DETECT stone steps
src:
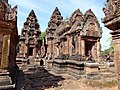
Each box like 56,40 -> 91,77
22,66 -> 64,89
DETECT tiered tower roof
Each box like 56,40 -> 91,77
20,10 -> 41,45
46,7 -> 63,38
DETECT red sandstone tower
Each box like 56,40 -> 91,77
46,7 -> 63,59
16,10 -> 42,64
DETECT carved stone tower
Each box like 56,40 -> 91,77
46,7 -> 63,59
17,10 -> 42,63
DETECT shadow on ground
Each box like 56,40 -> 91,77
15,70 -> 25,90
16,67 -> 65,90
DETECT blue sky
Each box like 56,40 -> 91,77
9,0 -> 111,50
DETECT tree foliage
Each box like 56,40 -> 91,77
101,37 -> 114,56
41,31 -> 46,41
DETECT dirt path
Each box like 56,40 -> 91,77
45,74 -> 118,90
16,66 -> 118,90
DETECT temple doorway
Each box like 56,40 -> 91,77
28,47 -> 33,56
85,41 -> 95,57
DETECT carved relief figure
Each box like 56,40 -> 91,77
86,23 -> 95,36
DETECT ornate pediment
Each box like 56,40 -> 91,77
46,7 -> 63,39
69,9 -> 83,24
0,0 -> 17,21
81,9 -> 102,37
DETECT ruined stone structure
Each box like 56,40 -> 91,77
46,7 -> 63,59
16,10 -> 42,64
0,0 -> 19,88
46,7 -> 102,61
46,7 -> 102,77
102,0 -> 120,89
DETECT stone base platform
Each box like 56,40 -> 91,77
52,59 -> 85,79
0,71 -> 15,89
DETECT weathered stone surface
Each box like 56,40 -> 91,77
16,10 -> 43,64
45,7 -> 102,78
102,0 -> 120,89
0,0 -> 19,88
1,35 -> 10,69
46,7 -> 102,62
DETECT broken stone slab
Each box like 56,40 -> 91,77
86,62 -> 99,68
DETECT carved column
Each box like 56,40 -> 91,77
33,48 -> 37,57
97,40 -> 100,61
102,0 -> 120,89
69,36 -> 72,56
67,36 -> 70,56
81,39 -> 85,56
1,34 -> 10,69
79,37 -> 81,55
56,46 -> 59,57
112,31 -> 120,89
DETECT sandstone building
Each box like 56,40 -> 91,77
46,7 -> 102,76
16,10 -> 42,63
0,0 -> 19,88
46,7 -> 102,61
102,0 -> 120,89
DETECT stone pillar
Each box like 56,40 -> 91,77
97,40 -> 100,61
67,36 -> 70,56
69,36 -> 72,56
1,34 -> 10,69
102,0 -> 120,89
81,39 -> 85,56
33,48 -> 37,57
56,46 -> 59,57
79,37 -> 81,55
112,35 -> 120,88
92,42 -> 97,60
47,40 -> 52,54
76,35 -> 79,54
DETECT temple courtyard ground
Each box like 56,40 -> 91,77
16,65 -> 118,90
45,75 -> 118,90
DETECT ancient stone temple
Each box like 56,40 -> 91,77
46,7 -> 102,77
0,0 -> 19,88
16,10 -> 42,64
102,0 -> 120,89
46,7 -> 63,59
